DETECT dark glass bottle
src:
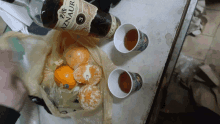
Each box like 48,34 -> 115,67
2,0 -> 121,39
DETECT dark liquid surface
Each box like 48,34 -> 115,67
124,29 -> 138,51
41,0 -> 112,37
118,72 -> 132,93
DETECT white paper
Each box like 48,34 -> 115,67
0,9 -> 24,32
0,1 -> 33,26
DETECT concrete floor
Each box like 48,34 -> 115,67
183,1 -> 220,73
156,0 -> 220,123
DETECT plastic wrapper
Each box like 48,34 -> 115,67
0,30 -> 116,124
187,0 -> 207,36
174,53 -> 203,88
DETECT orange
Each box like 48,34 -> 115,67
74,64 -> 102,85
78,85 -> 102,110
54,65 -> 76,90
64,45 -> 90,70
58,31 -> 76,57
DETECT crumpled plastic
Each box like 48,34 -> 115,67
0,30 -> 116,124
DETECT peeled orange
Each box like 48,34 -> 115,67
64,45 -> 90,70
74,64 -> 102,85
78,85 -> 102,110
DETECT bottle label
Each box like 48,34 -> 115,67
55,0 -> 98,36
105,15 -> 117,39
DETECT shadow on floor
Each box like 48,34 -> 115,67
206,0 -> 220,4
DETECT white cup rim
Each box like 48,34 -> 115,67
113,24 -> 140,54
108,68 -> 134,98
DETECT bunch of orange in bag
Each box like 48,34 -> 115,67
43,33 -> 102,111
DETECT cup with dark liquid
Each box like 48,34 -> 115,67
108,68 -> 143,98
114,24 -> 149,53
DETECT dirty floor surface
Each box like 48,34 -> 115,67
155,0 -> 220,123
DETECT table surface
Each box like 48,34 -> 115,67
98,0 -> 191,124
146,0 -> 198,123
3,0 -> 196,123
